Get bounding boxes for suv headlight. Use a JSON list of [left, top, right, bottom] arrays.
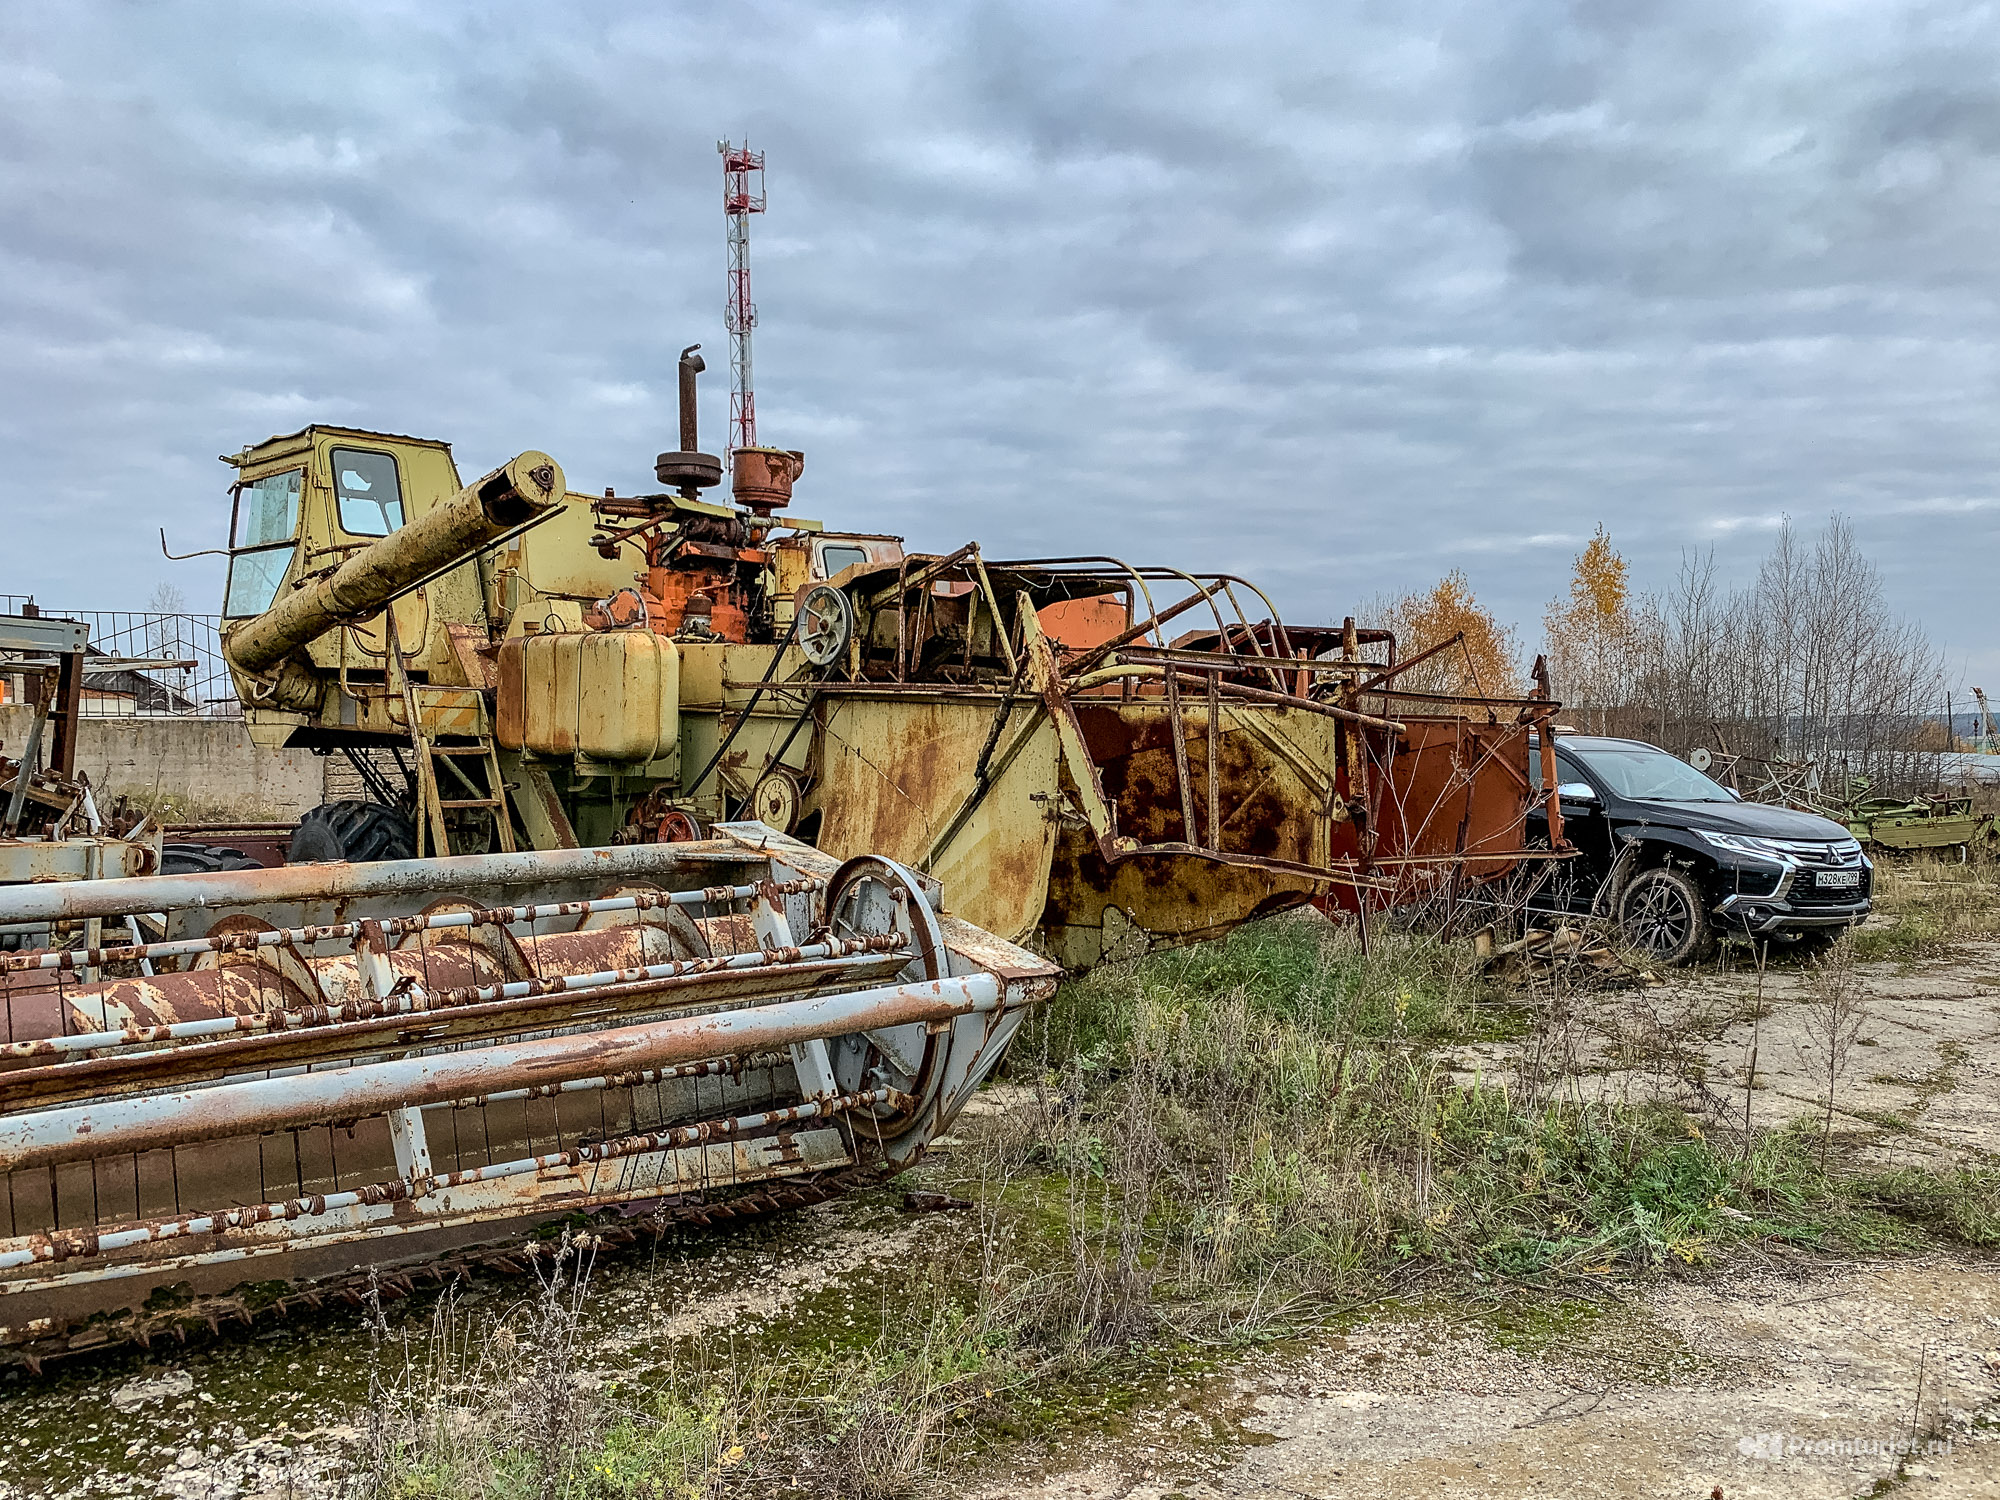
[[1695, 830, 1794, 860]]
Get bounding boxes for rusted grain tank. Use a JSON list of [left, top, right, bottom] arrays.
[[0, 825, 1056, 1367]]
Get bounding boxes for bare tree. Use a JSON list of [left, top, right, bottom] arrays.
[[1623, 517, 1944, 794]]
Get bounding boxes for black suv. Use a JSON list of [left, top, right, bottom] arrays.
[[1527, 734, 1872, 964]]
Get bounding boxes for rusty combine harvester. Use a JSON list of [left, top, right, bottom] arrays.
[[0, 829, 1056, 1366], [0, 353, 1566, 1364], [205, 352, 1567, 966]]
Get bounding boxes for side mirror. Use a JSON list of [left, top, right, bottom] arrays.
[[1556, 781, 1597, 804]]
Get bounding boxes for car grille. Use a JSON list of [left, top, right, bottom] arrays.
[[1766, 837, 1866, 869], [1771, 837, 1870, 906]]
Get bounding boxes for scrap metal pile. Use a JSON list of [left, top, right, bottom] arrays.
[[0, 612, 159, 900], [205, 347, 1569, 967]]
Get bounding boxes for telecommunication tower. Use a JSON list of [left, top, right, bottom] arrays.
[[718, 139, 765, 457]]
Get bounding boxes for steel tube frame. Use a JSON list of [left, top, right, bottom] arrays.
[[443, 1051, 791, 1110], [0, 1089, 895, 1271], [0, 879, 820, 975], [6, 938, 905, 1060], [0, 972, 1003, 1170], [0, 839, 761, 925]]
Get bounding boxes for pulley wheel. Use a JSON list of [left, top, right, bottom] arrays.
[[654, 809, 702, 843], [821, 855, 948, 1139], [749, 767, 802, 834], [797, 583, 854, 668]]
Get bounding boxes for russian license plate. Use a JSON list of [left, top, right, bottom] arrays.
[[1816, 869, 1861, 889]]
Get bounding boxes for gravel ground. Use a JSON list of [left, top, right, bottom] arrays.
[[10, 936, 1999, 1498], [969, 1256, 2000, 1498]]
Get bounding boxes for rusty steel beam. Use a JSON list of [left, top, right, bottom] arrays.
[[1087, 657, 1410, 734], [5, 934, 906, 1061], [0, 1090, 896, 1271], [0, 972, 1004, 1171], [0, 839, 757, 926], [0, 878, 818, 976], [1185, 671, 1407, 734], [0, 951, 917, 1110], [443, 1051, 791, 1110]]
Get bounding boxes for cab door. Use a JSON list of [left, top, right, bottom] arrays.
[[1526, 746, 1615, 914], [1551, 749, 1616, 910]]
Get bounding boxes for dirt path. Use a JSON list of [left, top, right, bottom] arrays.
[[1442, 937, 2000, 1168], [971, 1256, 2000, 1498]]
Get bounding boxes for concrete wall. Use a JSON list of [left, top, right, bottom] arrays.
[[0, 707, 324, 819]]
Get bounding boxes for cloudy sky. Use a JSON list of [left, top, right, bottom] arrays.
[[5, 1, 1998, 681]]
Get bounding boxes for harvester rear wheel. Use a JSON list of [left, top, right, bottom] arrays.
[[159, 843, 265, 875], [287, 800, 418, 864]]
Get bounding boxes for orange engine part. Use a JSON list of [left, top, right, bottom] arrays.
[[586, 565, 751, 642]]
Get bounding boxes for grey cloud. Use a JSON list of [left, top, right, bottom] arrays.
[[1, 0, 1996, 682]]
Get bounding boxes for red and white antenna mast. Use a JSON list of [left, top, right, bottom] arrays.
[[718, 139, 765, 457]]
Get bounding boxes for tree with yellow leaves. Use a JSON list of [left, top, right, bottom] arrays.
[[1378, 570, 1521, 699], [1543, 525, 1649, 732]]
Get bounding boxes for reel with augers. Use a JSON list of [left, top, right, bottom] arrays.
[[0, 823, 1057, 1369]]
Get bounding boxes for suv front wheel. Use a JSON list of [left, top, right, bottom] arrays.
[[1616, 865, 1716, 966]]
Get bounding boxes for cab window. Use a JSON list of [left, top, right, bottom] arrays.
[[232, 469, 300, 549], [818, 543, 870, 578], [223, 469, 302, 618], [331, 448, 405, 536]]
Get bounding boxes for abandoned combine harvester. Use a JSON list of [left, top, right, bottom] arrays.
[[0, 827, 1057, 1365], [0, 375, 1569, 1366], [210, 356, 1569, 968]]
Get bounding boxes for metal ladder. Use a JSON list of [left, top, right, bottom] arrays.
[[416, 736, 516, 856], [384, 613, 516, 858]]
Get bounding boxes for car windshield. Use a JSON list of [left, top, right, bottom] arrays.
[[1568, 742, 1732, 802]]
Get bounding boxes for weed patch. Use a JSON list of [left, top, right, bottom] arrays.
[[356, 912, 2000, 1497]]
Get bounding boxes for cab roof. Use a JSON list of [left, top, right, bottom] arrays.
[[222, 424, 455, 469]]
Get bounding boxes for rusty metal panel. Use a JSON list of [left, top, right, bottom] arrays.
[[1375, 716, 1543, 884], [1038, 594, 1127, 653], [0, 838, 153, 887], [1041, 702, 1343, 967], [816, 697, 1060, 943]]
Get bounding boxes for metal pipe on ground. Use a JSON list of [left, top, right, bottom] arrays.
[[0, 972, 1003, 1170]]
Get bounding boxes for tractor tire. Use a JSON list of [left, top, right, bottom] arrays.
[[287, 800, 418, 865], [1615, 865, 1717, 967], [159, 843, 265, 875]]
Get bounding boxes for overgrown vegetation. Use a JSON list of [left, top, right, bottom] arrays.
[[354, 907, 2000, 1499], [1853, 849, 2000, 961]]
